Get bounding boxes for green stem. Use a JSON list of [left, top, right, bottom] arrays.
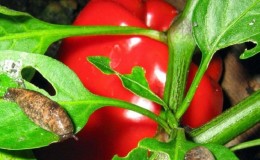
[[189, 90, 260, 144], [164, 0, 198, 111], [3, 24, 167, 44], [65, 26, 167, 43], [175, 54, 212, 119], [230, 139, 260, 151], [163, 0, 199, 128], [61, 95, 171, 134]]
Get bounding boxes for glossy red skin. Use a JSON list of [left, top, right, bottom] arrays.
[[145, 0, 178, 31], [55, 1, 170, 160], [73, 1, 146, 27], [91, 0, 145, 19], [182, 63, 223, 128], [206, 54, 223, 82], [37, 1, 221, 160]]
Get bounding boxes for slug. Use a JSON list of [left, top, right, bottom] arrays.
[[4, 88, 76, 141], [185, 146, 215, 160]]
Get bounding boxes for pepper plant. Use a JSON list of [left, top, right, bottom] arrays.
[[0, 0, 259, 160]]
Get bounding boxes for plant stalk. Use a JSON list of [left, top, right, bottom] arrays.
[[61, 95, 171, 134], [189, 90, 260, 144], [163, 0, 199, 127]]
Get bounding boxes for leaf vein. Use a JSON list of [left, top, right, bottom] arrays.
[[210, 0, 260, 53]]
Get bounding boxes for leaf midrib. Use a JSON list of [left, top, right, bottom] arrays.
[[206, 0, 259, 55]]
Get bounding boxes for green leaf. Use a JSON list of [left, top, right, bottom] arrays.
[[0, 74, 19, 95], [0, 6, 60, 54], [115, 129, 188, 160], [112, 148, 149, 160], [0, 6, 30, 16], [0, 51, 167, 149], [203, 144, 238, 160], [230, 139, 260, 151], [192, 0, 260, 59], [0, 6, 165, 54], [120, 67, 168, 108], [120, 67, 150, 91], [0, 50, 99, 149], [88, 56, 168, 109], [140, 139, 238, 160], [176, 0, 260, 120], [0, 149, 36, 160], [139, 129, 191, 160], [116, 128, 238, 160], [87, 56, 115, 74]]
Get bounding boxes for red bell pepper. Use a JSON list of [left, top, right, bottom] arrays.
[[35, 1, 222, 160], [182, 62, 223, 128], [206, 54, 223, 82]]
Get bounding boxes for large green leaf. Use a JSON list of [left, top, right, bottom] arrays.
[[0, 50, 97, 149], [0, 51, 164, 150], [192, 0, 260, 59], [176, 0, 260, 120], [0, 6, 165, 54]]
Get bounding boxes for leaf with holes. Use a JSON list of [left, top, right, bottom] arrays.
[[192, 0, 260, 59], [88, 56, 167, 108], [0, 50, 100, 149], [0, 51, 161, 150]]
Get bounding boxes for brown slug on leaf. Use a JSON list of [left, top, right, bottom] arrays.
[[185, 146, 215, 160], [4, 88, 77, 141]]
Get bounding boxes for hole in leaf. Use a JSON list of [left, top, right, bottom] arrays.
[[240, 42, 260, 74], [21, 67, 56, 96], [245, 41, 256, 50]]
